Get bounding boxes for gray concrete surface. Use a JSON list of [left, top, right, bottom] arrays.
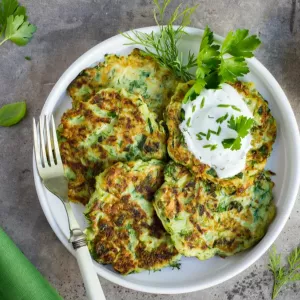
[[0, 0, 299, 299]]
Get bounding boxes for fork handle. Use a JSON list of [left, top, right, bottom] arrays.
[[73, 242, 106, 300]]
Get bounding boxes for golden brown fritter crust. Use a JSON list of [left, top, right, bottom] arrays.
[[58, 88, 167, 205], [84, 160, 180, 274], [154, 162, 276, 260], [67, 48, 179, 118]]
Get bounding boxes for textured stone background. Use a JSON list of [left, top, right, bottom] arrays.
[[0, 0, 300, 299]]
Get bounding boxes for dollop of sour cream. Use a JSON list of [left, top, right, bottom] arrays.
[[179, 83, 253, 178]]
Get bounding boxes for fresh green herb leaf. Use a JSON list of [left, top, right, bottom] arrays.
[[1, 14, 36, 46], [147, 118, 153, 134], [206, 167, 217, 177], [219, 56, 249, 83], [183, 78, 205, 103], [199, 132, 206, 136], [196, 132, 203, 140], [0, 0, 36, 47], [217, 104, 241, 112], [269, 246, 300, 299], [170, 261, 181, 270], [180, 108, 185, 121], [0, 0, 26, 32], [192, 105, 196, 112], [216, 113, 229, 123], [203, 144, 217, 150], [184, 26, 260, 99], [200, 97, 205, 108], [206, 129, 211, 140], [122, 0, 199, 81], [24, 55, 31, 60], [107, 111, 117, 118], [186, 117, 191, 127], [0, 101, 26, 126], [201, 128, 221, 140], [221, 29, 261, 58], [197, 131, 206, 138], [222, 137, 240, 150], [222, 115, 254, 150], [231, 105, 241, 112], [227, 115, 254, 138], [196, 26, 221, 79]]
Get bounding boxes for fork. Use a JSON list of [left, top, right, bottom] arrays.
[[33, 115, 106, 300]]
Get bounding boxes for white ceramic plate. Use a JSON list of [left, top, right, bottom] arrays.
[[33, 27, 300, 294]]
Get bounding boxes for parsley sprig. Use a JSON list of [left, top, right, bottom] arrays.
[[222, 115, 254, 150], [269, 246, 300, 299], [183, 26, 261, 103], [0, 0, 36, 47], [122, 0, 198, 81]]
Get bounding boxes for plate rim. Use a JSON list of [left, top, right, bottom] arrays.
[[33, 26, 300, 294]]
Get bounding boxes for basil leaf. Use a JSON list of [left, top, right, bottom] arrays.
[[0, 101, 26, 126]]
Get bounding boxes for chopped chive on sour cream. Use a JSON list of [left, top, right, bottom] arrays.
[[179, 83, 254, 178]]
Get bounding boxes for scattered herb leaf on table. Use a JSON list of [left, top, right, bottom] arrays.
[[0, 101, 26, 126], [0, 0, 36, 47], [269, 246, 300, 299]]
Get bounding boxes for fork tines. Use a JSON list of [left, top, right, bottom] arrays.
[[33, 115, 62, 170]]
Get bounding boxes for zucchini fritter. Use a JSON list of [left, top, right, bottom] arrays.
[[166, 81, 277, 188], [68, 48, 179, 118], [84, 160, 181, 274], [154, 162, 276, 260], [58, 88, 167, 205]]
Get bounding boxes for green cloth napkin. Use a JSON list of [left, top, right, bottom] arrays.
[[0, 227, 63, 300]]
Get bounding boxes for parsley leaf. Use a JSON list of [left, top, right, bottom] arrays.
[[0, 0, 22, 30], [183, 26, 260, 100], [222, 115, 254, 150], [228, 115, 254, 138], [3, 15, 36, 46], [222, 138, 236, 149], [221, 29, 261, 58], [219, 57, 249, 83], [0, 0, 36, 47], [222, 137, 241, 151], [196, 26, 221, 79], [183, 78, 206, 103]]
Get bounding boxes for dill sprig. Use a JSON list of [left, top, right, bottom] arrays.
[[269, 246, 300, 299], [121, 0, 199, 81]]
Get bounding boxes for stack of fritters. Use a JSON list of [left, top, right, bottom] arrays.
[[155, 80, 277, 260], [59, 49, 277, 274], [58, 88, 168, 205]]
